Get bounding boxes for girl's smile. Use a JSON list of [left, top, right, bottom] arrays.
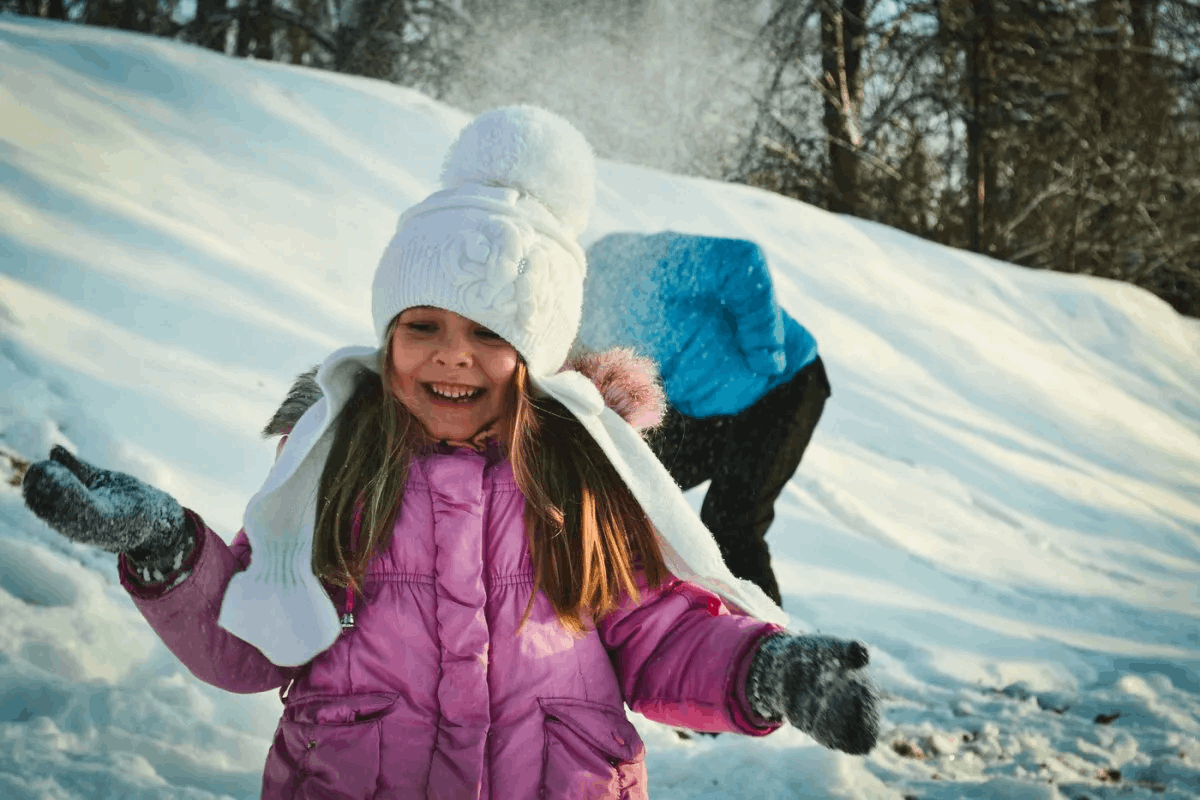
[[388, 306, 518, 442]]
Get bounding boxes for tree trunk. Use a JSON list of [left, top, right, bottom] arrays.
[[236, 3, 252, 56], [286, 0, 317, 64], [252, 0, 274, 60], [117, 0, 136, 29], [194, 0, 228, 52], [235, 0, 273, 58], [1093, 0, 1122, 136], [965, 0, 993, 253], [820, 0, 866, 215], [1128, 0, 1156, 72], [1127, 0, 1162, 141]]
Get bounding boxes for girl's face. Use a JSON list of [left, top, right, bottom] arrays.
[[388, 307, 519, 442]]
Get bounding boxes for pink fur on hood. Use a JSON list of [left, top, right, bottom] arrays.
[[563, 348, 666, 432]]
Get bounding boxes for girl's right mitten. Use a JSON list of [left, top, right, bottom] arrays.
[[22, 445, 194, 583], [746, 632, 881, 755]]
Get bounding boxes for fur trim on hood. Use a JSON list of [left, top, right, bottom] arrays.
[[563, 348, 665, 432], [262, 367, 321, 438], [262, 351, 665, 439]]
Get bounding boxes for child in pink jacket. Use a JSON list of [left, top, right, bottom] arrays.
[[22, 106, 879, 799]]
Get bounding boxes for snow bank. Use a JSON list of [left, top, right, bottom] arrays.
[[2, 15, 1198, 799]]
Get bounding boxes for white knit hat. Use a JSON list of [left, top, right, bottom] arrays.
[[217, 106, 787, 667], [371, 105, 595, 376]]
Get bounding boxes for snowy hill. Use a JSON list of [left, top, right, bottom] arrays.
[[2, 15, 1199, 800]]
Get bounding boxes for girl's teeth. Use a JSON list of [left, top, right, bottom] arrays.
[[430, 383, 480, 399]]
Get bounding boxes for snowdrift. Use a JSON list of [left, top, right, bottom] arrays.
[[2, 15, 1198, 799]]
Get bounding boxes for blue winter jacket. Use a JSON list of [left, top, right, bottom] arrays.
[[579, 232, 819, 418]]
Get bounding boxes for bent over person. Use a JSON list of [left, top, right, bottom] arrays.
[[579, 231, 831, 606]]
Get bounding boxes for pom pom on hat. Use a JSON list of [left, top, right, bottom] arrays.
[[441, 105, 596, 236]]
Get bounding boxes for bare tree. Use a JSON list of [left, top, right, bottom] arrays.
[[737, 0, 1200, 315]]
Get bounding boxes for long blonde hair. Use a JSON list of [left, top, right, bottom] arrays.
[[312, 323, 669, 632]]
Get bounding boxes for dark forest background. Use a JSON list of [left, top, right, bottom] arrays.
[[7, 0, 1199, 316]]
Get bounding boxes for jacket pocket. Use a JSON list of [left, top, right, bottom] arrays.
[[538, 698, 647, 800], [263, 693, 397, 799]]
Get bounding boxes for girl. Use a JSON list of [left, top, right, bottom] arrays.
[[22, 106, 879, 799]]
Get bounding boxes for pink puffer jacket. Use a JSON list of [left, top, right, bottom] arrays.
[[120, 446, 782, 799]]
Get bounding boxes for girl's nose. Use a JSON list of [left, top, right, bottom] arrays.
[[436, 352, 471, 367], [434, 338, 472, 367]]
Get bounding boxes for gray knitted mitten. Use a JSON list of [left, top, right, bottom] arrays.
[[22, 446, 195, 585], [746, 632, 881, 754]]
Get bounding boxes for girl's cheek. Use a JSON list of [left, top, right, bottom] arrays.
[[495, 368, 518, 397], [387, 369, 418, 402], [491, 350, 519, 382], [497, 373, 520, 416], [390, 348, 425, 376]]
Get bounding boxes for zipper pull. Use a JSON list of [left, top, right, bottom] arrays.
[[341, 584, 356, 630]]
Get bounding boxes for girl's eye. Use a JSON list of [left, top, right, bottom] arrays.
[[405, 321, 437, 334], [475, 328, 503, 342]]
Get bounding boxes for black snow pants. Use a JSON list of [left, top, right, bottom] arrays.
[[647, 357, 831, 606]]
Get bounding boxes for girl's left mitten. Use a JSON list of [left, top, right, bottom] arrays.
[[746, 632, 881, 755], [22, 445, 193, 581]]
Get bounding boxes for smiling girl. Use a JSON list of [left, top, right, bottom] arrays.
[[22, 106, 880, 799], [387, 306, 517, 445]]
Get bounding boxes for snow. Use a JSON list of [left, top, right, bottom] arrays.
[[2, 14, 1199, 800]]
